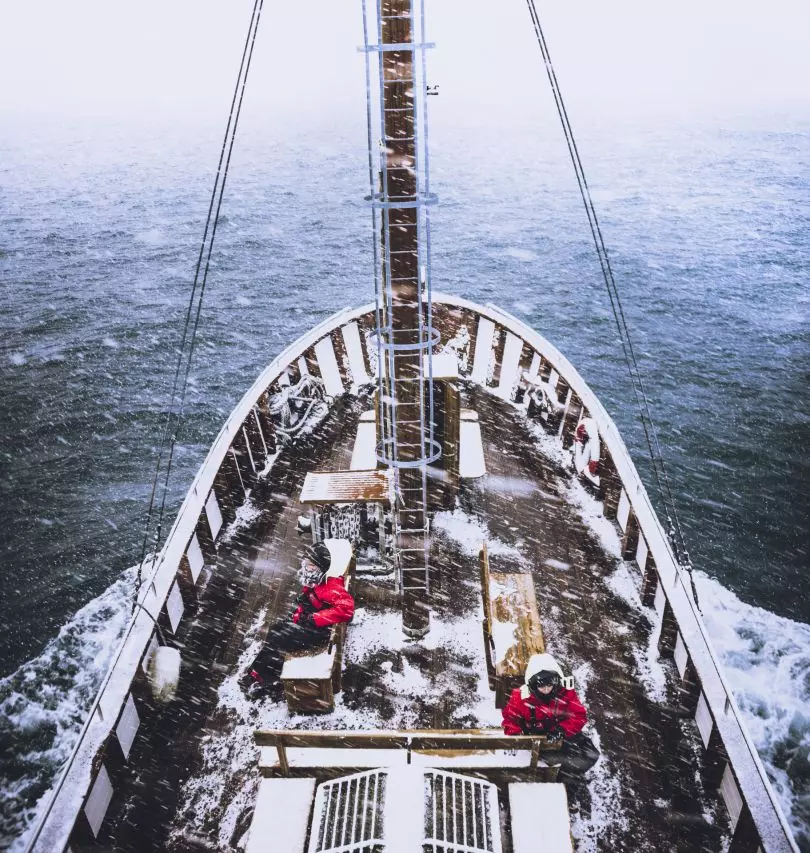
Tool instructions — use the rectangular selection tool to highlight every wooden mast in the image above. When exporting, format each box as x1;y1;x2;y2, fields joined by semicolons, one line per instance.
375;0;433;637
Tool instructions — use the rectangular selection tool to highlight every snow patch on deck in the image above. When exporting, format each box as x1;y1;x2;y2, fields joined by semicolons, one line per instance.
433;507;525;563
569;721;629;853
563;660;630;851
562;479;622;559
218;495;264;544
605;562;668;703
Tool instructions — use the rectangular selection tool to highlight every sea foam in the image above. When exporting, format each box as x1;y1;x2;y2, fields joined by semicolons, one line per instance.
0;567;136;852
1;561;808;850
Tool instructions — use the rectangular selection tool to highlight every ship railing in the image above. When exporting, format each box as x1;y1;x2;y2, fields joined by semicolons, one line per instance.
254;728;558;776
23;302;378;853
448;294;798;853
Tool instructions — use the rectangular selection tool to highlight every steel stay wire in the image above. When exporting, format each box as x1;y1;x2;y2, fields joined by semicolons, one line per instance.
523;0;695;593
520;11;805;838
136;0;264;603
23;5;265;849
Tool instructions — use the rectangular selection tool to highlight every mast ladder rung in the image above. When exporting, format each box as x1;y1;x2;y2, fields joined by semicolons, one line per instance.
359;41;436;54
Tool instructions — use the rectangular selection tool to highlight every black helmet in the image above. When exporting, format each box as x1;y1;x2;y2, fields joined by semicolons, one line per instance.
527;669;561;702
305;543;331;572
300;542;331;586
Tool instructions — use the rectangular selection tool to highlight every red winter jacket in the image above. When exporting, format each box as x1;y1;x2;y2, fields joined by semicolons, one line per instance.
292;576;354;629
502;687;587;738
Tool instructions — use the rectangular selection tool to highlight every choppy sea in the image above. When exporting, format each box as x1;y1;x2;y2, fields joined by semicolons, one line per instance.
1;110;808;849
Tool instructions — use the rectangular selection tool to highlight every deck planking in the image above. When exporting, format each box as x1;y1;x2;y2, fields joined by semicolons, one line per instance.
101;396;367;853
464;385;727;851
95;385;728;852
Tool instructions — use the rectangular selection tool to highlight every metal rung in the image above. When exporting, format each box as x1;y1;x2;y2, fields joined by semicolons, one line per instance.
374;326;440;352
367;195;437;210
359;42;435;53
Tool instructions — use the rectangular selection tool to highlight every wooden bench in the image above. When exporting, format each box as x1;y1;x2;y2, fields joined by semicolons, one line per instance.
480;542;545;708
350;409;378;470
245;777;315;853
509;782;573;853
280;539;354;714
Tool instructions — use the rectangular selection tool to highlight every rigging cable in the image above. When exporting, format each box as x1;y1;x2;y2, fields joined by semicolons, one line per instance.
135;0;265;605
523;0;699;608
25;5;266;848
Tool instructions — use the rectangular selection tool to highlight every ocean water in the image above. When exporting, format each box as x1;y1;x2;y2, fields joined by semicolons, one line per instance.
1;111;808;848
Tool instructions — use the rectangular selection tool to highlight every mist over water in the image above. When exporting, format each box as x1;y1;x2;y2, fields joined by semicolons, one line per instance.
1;111;809;846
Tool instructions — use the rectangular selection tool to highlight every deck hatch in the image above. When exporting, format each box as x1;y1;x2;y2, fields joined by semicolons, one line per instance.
308;769;501;853
424;769;502;853
309;769;386;853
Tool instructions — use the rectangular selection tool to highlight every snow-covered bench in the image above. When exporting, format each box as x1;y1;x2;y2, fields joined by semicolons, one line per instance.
280;539;354;714
350;409;378;470
245;777;316;853
509;782;573;853
480;542;546;708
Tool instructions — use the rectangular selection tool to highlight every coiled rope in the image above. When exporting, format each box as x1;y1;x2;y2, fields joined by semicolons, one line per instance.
524;0;699;606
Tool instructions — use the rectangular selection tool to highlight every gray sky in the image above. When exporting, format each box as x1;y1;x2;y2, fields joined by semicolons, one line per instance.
1;0;809;125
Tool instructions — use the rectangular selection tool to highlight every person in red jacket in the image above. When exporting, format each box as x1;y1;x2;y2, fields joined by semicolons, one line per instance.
245;541;354;694
502;653;599;784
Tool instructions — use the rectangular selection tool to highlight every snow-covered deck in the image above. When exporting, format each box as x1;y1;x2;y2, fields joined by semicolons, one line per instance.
32;296;793;853
83;384;742;853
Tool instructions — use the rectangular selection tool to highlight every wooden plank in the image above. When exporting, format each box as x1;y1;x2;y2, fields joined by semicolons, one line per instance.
489;572;545;678
255;731;411;749
299;470;393;504
480;543;492;636
410;734;550;751
254;729;550;751
261;747;409;771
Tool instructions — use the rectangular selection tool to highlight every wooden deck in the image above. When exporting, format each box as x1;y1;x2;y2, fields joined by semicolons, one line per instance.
97;385;728;852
